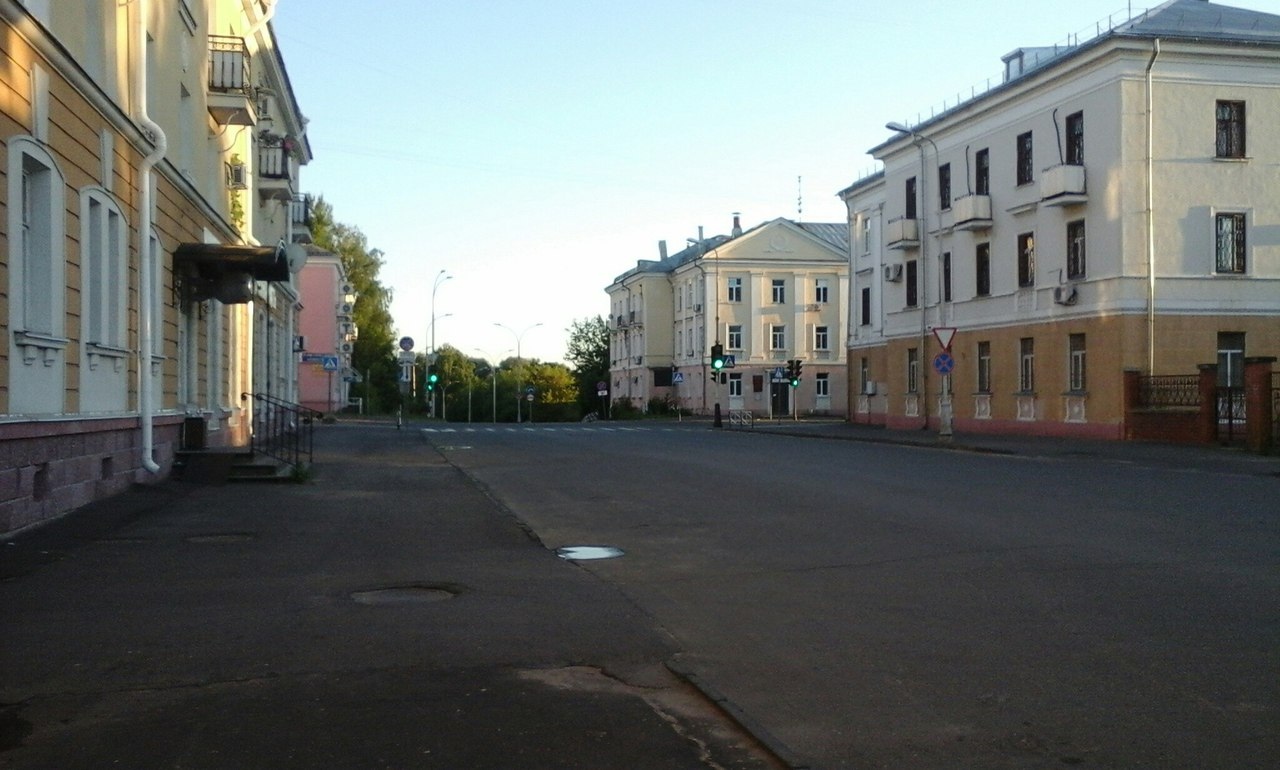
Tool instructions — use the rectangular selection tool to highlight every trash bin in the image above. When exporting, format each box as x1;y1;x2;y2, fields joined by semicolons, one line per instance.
182;417;206;450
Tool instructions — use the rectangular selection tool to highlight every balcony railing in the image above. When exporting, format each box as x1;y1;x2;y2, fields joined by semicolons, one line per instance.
291;194;312;228
207;36;256;126
1041;163;1087;205
952;193;993;230
885;216;920;250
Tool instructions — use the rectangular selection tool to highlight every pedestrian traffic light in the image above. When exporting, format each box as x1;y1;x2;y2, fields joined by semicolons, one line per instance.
710;343;725;371
788;359;802;387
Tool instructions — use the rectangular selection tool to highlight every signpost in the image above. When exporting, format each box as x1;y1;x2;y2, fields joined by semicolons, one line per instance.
931;329;956;440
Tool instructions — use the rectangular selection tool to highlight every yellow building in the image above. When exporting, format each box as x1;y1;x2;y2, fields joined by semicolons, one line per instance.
841;0;1280;439
1;0;312;533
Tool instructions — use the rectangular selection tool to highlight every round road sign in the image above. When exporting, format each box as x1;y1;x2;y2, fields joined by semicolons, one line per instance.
933;352;955;375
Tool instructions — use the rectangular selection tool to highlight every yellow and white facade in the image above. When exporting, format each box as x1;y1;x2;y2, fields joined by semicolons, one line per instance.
1;0;311;533
842;0;1280;438
608;217;849;418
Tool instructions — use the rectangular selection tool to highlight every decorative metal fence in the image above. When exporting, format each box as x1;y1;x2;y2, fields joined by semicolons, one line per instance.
1137;375;1200;408
241;392;322;471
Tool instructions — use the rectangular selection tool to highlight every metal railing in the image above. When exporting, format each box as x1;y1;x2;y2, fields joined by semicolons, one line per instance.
208;35;252;94
241;392;321;471
1137;375;1200;408
729;409;755;429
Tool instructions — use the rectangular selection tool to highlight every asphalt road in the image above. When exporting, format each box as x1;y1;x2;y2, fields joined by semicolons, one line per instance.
427;421;1279;769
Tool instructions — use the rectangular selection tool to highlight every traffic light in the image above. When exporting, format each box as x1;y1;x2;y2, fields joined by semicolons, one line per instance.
710;343;725;371
427;364;439;391
788;359;802;387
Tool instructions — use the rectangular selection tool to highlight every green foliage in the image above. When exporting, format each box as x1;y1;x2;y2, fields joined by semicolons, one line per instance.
565;316;610;413
610;397;642;420
310;197;399;413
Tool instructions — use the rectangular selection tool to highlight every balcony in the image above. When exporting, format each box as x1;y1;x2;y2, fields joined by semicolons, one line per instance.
1040;164;1087;206
885;216;920;250
207;36;257;127
290;194;313;242
952;194;993;231
257;137;296;202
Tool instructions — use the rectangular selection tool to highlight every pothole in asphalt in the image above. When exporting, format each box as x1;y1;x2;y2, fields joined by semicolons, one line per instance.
556;545;625;561
184;533;255;544
351;583;461;605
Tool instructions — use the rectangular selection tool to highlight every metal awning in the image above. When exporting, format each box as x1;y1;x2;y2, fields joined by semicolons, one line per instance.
173;242;290;282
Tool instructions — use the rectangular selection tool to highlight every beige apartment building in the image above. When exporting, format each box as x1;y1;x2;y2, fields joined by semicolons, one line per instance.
841;0;1280;439
607;217;849;418
1;0;312;533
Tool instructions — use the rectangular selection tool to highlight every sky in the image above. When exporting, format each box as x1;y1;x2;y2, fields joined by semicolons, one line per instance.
270;0;1276;365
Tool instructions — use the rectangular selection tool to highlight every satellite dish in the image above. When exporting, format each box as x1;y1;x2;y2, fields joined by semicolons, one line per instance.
278;241;308;273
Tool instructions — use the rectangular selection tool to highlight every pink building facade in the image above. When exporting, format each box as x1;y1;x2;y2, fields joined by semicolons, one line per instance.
296;247;355;414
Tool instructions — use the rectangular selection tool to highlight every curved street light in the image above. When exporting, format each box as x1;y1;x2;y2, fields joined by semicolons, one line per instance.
494;322;543;423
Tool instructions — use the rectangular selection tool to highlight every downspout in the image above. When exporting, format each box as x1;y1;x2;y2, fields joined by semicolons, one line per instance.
1145;39;1160;375
136;0;167;474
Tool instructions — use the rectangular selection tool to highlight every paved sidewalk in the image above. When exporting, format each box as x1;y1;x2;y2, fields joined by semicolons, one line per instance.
1;424;783;769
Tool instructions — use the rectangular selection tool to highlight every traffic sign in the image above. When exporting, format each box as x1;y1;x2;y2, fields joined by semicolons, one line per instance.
399;336;414;351
301;353;326;363
321;355;340;371
932;327;957;351
672;372;685;384
724;354;736;368
771;367;787;383
525;386;535;395
933;352;955;375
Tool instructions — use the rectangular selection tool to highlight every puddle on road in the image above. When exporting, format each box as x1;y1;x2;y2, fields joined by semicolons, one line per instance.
556;545;625;561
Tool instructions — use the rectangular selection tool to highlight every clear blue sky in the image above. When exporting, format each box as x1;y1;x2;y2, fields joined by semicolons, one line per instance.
272;0;1274;364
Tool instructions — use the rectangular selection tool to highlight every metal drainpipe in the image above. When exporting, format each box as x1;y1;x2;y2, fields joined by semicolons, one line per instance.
1145;39;1161;375
136;0;167;474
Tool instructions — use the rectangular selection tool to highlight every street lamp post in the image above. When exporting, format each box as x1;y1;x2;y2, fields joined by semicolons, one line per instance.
886;121;951;440
494;322;542;423
429;270;452;417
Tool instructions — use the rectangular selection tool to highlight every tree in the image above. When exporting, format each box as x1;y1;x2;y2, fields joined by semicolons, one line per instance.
565;316;610;417
311;197;398;413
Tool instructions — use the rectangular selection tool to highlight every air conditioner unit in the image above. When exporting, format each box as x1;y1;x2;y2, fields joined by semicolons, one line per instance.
225;161;247;190
339;341;354;353
340;282;354;295
338;302;354;314
883;264;904;282
1053;285;1079;305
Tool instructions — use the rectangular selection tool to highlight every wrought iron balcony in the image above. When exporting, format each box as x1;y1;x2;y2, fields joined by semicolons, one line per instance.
207;36;257;126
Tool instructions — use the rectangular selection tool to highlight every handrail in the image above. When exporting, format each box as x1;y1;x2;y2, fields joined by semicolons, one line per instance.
241;392;322;471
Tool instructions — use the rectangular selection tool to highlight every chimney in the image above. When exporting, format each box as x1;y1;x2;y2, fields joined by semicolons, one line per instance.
731;212;742;237
658;240;668;260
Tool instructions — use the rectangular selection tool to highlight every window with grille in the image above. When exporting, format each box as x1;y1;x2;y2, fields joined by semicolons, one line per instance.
1066;111;1084;165
975;148;990;195
1215;212;1246;273
1017;232;1035;288
1215;101;1245;159
1016;131;1034;185
1067;220;1086;279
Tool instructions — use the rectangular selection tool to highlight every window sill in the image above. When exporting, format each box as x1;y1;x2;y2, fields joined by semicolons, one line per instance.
14;330;69;367
1211;155;1250;163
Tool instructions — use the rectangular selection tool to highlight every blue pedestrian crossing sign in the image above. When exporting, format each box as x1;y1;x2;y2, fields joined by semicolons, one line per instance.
933;352;955;375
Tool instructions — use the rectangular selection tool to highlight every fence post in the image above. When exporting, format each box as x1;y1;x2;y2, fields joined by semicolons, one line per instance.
1122;368;1141;440
1196;364;1218;444
1244;357;1276;454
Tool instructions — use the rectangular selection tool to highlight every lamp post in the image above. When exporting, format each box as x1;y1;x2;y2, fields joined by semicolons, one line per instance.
886;121;951;439
494;322;542;423
429;270;452;418
473;348;509;424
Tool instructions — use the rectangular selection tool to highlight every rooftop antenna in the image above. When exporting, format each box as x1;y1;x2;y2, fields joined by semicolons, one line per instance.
796;175;803;222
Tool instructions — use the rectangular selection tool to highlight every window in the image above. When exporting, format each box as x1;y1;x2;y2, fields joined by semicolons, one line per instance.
1067;220;1086;279
975;148;990;195
17;149;59;334
938;162;951;210
770;324;786;350
905;176;917;219
860;287;871;326
771;279;786;304
1215;100;1246;159
907;348;920;393
1215;212;1246;273
82;191;127;348
1068;334;1087;392
1017;232;1035;288
942;251;952;302
976;243;991;296
905;260;918;307
815;279;829;304
1066;111;1084;165
815;373;830;397
977;341;992;393
727;324;742;350
1016;131;1034;185
861;217;872;254
1018;338;1035;393
860;357;870;394
814;326;829;350
727;277;742;302
728;373;743;397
